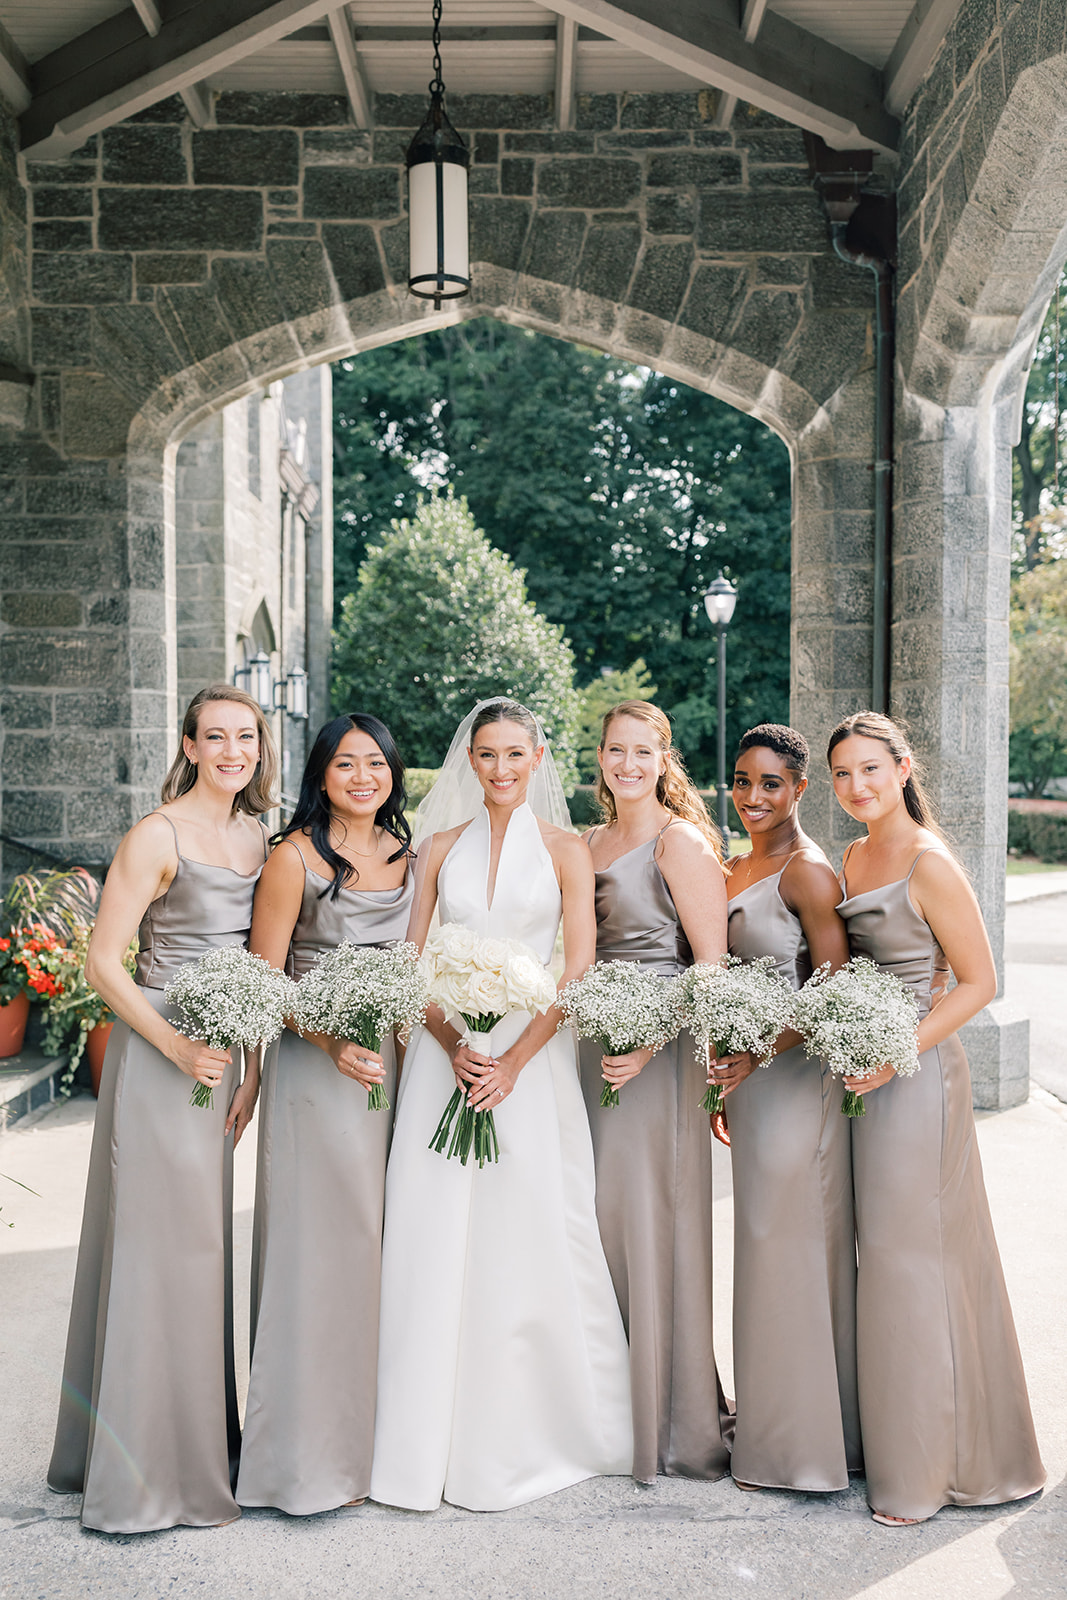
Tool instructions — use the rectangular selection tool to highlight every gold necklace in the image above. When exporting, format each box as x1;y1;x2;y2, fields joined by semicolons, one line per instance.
332;824;381;859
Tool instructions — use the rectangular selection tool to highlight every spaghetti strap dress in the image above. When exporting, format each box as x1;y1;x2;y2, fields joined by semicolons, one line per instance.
839;848;1045;1520
578;827;732;1483
237;847;414;1514
47;815;266;1533
726;858;861;1490
371;801;633;1512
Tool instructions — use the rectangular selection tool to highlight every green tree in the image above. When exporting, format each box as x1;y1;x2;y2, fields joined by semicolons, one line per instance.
331;322;791;786
1010;560;1067;794
332;491;581;788
574;661;657;783
1013;268;1067;570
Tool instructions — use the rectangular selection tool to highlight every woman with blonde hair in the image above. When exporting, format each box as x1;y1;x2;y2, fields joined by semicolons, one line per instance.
829;710;1043;1526
579;699;733;1483
49;685;277;1533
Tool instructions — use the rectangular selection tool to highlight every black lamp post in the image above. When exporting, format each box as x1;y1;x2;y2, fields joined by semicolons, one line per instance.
703;571;738;848
406;0;470;310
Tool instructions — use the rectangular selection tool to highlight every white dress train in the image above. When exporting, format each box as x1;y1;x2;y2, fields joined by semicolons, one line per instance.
370;801;633;1511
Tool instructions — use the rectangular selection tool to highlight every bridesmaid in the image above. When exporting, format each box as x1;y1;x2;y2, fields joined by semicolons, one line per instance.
710;723;861;1494
236;713;414;1515
48;686;276;1533
580;700;733;1484
828;711;1044;1525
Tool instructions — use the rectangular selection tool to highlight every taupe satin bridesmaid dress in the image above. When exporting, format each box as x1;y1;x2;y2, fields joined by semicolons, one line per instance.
579;825;733;1484
726;857;861;1490
48;815;267;1533
237;845;414;1515
839;848;1045;1521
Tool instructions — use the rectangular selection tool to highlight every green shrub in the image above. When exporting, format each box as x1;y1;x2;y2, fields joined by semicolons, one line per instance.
1007;810;1067;861
404;768;440;809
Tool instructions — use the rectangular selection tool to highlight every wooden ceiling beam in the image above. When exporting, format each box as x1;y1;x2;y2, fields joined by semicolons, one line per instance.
327;6;372;128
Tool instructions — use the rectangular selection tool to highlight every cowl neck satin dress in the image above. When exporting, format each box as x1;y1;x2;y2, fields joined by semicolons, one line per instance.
726;855;860;1491
48;815;266;1533
839;848;1044;1521
371;801;633;1511
579;824;733;1483
237;844;414;1515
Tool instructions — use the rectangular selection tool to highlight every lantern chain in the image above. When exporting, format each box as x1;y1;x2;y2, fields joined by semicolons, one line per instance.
430;0;444;97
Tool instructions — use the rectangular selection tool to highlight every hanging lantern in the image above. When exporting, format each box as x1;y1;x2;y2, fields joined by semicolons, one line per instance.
406;0;470;308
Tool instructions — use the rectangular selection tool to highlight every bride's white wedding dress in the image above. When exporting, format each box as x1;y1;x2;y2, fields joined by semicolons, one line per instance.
370;800;634;1511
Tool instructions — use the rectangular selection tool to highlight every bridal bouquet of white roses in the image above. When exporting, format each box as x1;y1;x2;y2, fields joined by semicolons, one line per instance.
557;959;683;1107
793;956;920;1116
421;922;557;1167
291;940;427;1110
164;945;295;1109
678;956;797;1114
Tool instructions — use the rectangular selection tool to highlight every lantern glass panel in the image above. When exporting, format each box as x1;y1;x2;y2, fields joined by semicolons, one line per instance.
409;159;469;292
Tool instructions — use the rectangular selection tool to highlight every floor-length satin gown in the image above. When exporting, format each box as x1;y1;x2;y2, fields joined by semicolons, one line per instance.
237;848;414;1514
726;859;861;1490
371;802;633;1511
578;828;732;1484
839;849;1044;1521
48;816;266;1533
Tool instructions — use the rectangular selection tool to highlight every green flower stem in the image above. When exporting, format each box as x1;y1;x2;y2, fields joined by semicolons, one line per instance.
700;1039;726;1114
841;1088;866;1117
428;1016;504;1165
355;1026;390;1112
189;1080;214;1110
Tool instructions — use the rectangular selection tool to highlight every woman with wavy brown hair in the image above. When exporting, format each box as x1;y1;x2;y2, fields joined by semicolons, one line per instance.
579;699;734;1484
48;685;277;1534
829;710;1043;1526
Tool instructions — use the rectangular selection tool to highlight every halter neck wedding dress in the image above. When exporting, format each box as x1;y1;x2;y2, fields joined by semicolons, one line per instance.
370;800;633;1511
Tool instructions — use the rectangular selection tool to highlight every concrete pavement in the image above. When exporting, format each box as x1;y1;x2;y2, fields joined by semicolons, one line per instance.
1006;869;1067;1104
1;898;1065;1600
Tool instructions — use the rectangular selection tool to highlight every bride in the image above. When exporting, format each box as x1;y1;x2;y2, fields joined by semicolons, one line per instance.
370;698;633;1512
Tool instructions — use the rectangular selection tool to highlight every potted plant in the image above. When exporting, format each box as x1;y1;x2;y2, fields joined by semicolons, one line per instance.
0;932;34;1058
0;868;101;1060
45;928;137;1097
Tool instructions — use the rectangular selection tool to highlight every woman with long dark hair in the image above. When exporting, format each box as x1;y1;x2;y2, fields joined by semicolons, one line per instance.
236;712;414;1516
712;723;859;1495
579;700;733;1484
828;711;1043;1525
49;685;277;1533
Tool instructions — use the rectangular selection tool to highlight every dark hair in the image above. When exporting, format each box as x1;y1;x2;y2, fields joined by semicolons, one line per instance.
596;700;722;857
161;684;278;814
735;723;810;780
469;699;540;747
274;713;411;899
826;711;943;835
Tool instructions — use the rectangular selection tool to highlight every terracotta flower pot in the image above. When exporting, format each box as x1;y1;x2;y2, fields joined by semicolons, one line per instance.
0;991;30;1059
86;1020;114;1098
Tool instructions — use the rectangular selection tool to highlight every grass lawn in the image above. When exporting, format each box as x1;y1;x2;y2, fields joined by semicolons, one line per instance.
1006;855;1067;876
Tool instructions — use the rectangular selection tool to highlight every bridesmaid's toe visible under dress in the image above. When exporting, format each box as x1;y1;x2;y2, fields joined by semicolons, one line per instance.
47;831;263;1533
726;862;861;1491
236;858;413;1515
839;853;1045;1522
579;833;733;1484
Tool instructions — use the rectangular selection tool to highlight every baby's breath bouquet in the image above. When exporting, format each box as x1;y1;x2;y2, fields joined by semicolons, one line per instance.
557;959;683;1107
422;922;558;1168
164;945;294;1109
291;940;427;1110
679;956;797;1114
793;956;920;1116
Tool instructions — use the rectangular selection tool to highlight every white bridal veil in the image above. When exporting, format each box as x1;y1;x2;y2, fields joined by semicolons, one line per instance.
412;697;571;845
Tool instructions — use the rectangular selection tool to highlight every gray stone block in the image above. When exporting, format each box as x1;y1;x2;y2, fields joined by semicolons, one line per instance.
26;161;97;186
781;310;867;407
266;237;337;320
505;132;595;154
619;92;704;130
0;592;81;627
646;192;695;235
473;133;498;164
33;253;132;305
61;375;137;458
575;219;641;300
469;197;531;270
1001;0;1041;92
2;789;64;835
735;129;808;163
302;167;400;220
321;224;386;301
0;690;53;728
599;130;688;150
267;189;301;206
537;159;640;209
267;221;318;236
750;167;811;191
210;258;287;341
646;151;742;188
155;285;236;364
370;130;409;165
0;636;125;694
98;189;263;252
31;308;91;368
128;522;164;588
628;241;693;320
697;192;826;254
102;125;187;185
32;188;93;218
952;0;997;85
677;263;747;343
501;158;534;197
469;169;499;195
192;129;300;188
90;303;186;402
575;95;618;131
728;287;802;367
136;253;207;285
87;595;129;627
961;1001;1029;1110
25;474;125;515
215;92;348;126
520;209;586;286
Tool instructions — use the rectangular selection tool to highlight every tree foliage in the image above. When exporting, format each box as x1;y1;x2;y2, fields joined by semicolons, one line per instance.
1009;559;1067;795
331;320;791;786
332;491;581;788
1013;267;1067;570
574;660;657;783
